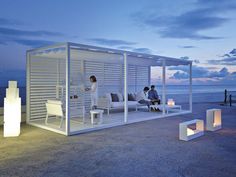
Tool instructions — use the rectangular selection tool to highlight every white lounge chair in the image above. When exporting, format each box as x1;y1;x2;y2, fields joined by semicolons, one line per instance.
45;100;64;128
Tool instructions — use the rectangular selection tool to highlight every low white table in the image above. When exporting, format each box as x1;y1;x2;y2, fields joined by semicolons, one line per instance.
90;109;104;125
150;104;182;113
179;119;204;141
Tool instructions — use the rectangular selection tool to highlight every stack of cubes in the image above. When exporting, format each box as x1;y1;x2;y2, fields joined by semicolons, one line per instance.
4;81;21;137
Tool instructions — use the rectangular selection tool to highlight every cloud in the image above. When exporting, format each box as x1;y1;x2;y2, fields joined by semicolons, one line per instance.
0;27;63;47
196;0;236;9
132;1;236;40
180;56;200;64
13;39;55;47
117;46;134;50
0;27;63;37
208;57;236;65
229;49;236;56
208;48;236;65
169;65;230;79
179;46;196;49
171;71;189;79
0;17;23;26
132;48;152;54
89;38;137;46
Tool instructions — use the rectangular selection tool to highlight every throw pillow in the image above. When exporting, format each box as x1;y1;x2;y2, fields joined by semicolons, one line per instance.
128;93;136;101
117;93;123;102
111;93;119;102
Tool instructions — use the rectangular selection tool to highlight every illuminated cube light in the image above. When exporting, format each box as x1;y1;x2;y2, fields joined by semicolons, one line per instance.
206;109;222;131
167;99;175;106
179;119;204;141
4;81;21;137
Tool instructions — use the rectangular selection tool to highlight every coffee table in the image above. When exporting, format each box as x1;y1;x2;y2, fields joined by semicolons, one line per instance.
150;104;182;114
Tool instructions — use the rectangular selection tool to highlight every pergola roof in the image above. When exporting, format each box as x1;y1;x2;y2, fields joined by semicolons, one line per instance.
28;42;192;66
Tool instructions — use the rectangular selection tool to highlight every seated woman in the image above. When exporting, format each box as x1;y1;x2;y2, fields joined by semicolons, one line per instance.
148;85;161;105
136;87;152;109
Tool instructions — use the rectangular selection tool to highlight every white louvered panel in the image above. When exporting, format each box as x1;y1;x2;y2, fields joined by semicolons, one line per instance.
104;63;122;86
136;66;149;92
137;66;149;84
128;65;136;87
69;58;85;117
84;61;104;112
29;57;66;120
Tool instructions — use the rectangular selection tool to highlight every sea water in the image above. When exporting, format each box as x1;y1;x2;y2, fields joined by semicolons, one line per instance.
0;85;236;107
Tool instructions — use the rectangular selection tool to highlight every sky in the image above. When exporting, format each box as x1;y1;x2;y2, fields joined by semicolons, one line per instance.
0;0;236;86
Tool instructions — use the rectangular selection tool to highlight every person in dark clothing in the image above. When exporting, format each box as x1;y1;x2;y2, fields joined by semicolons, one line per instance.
148;85;161;105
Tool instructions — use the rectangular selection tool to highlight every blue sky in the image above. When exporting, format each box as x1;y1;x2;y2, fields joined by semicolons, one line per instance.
0;0;236;86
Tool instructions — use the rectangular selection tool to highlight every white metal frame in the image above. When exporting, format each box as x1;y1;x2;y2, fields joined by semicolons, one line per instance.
26;42;192;136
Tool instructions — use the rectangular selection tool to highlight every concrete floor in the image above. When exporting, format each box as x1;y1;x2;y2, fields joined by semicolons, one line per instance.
0;103;236;177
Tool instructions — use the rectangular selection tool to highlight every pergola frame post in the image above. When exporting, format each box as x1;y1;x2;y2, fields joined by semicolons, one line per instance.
124;52;128;123
66;43;71;135
26;52;30;124
189;63;193;112
162;59;166;115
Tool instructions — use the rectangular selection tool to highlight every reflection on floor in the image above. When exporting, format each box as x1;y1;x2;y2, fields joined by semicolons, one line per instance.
29;108;188;135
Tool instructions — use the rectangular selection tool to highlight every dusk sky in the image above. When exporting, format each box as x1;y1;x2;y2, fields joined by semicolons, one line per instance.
0;0;236;86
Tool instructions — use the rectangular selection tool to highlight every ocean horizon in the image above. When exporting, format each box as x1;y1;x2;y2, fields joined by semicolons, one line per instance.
0;84;236;107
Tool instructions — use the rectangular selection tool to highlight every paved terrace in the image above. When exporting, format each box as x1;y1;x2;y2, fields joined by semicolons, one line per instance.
0;103;236;177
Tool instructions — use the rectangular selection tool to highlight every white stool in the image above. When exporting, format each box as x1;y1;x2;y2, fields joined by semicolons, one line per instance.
90;109;104;125
179;119;204;141
206;109;222;131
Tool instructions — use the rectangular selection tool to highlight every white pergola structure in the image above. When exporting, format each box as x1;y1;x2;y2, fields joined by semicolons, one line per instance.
27;42;192;135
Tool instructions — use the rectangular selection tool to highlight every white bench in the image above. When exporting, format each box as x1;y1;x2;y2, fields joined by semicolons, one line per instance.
90;109;104;125
179;119;204;141
206;109;222;131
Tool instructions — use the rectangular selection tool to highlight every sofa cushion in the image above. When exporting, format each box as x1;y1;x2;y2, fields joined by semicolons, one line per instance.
128;93;136;101
111;102;124;108
117;93;123;102
111;101;138;108
128;101;138;106
105;93;112;103
111;93;119;102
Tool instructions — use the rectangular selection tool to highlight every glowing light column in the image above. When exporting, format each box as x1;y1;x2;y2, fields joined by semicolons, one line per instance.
4;81;21;137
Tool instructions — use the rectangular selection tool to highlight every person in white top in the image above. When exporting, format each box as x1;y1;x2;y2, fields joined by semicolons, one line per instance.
136;87;151;109
85;75;98;110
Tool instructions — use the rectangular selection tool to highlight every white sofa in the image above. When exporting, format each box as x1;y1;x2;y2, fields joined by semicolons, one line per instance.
97;93;147;115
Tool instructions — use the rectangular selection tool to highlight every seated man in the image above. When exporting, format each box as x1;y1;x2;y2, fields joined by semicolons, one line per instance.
136;87;152;109
148;85;161;105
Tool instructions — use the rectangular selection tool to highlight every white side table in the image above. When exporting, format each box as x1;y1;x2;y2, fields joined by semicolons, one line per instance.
206;109;222;131
90;109;104;125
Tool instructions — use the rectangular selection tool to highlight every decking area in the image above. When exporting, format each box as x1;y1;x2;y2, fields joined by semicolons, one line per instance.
28;108;190;135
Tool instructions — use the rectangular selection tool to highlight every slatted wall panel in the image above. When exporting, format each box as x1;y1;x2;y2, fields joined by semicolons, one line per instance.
84;61;104;111
136;66;149;91
70;58;84;117
29;57;66;120
128;65;136;92
104;63;122;93
84;61;123;111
